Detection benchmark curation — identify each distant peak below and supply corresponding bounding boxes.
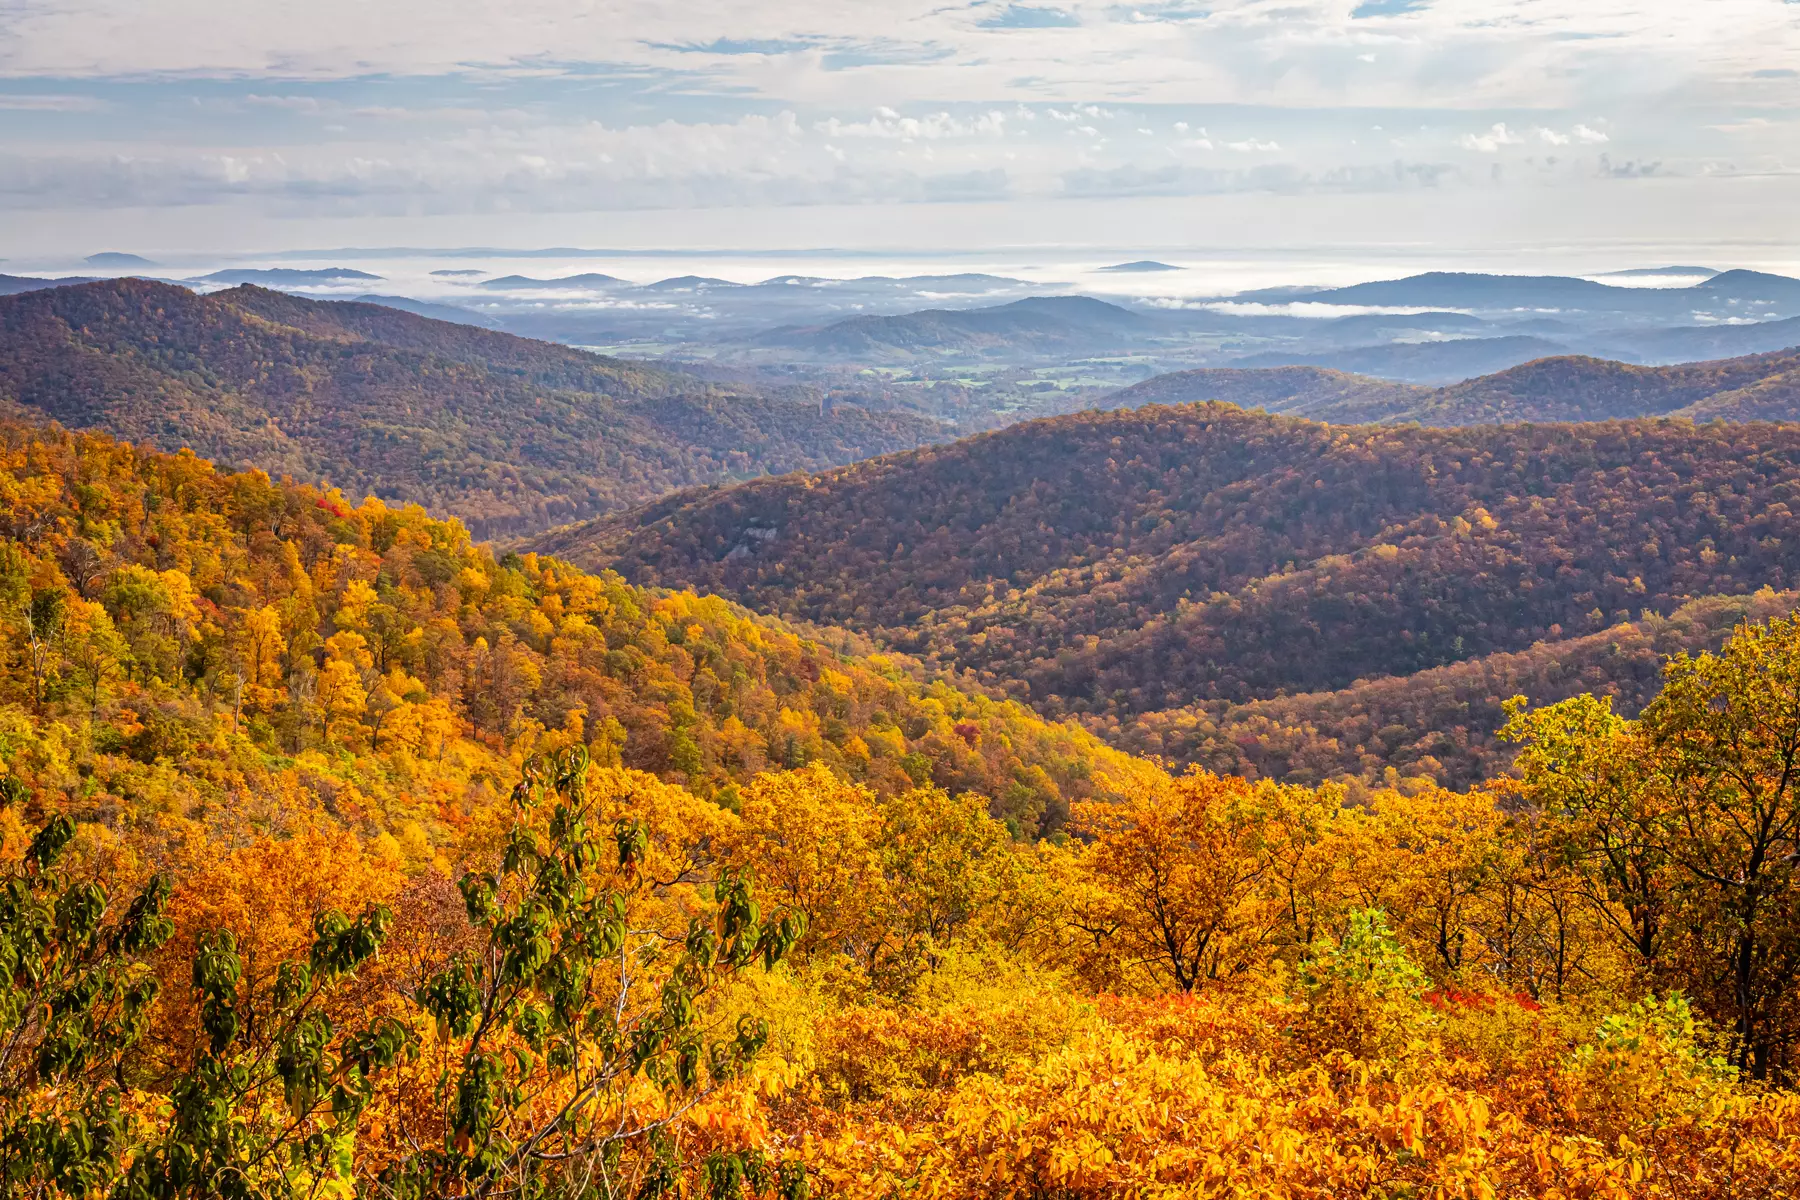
[193,267,383,284]
[1597,266,1720,279]
[85,251,158,268]
[1098,260,1183,273]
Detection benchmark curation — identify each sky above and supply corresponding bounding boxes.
[2,0,1798,269]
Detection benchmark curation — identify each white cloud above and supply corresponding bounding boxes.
[0,0,1795,114]
[1457,122,1524,152]
[0,92,107,110]
[816,109,1008,139]
[0,0,1791,235]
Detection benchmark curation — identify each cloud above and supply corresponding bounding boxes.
[815,108,1009,139]
[1457,122,1524,152]
[0,0,1793,233]
[649,37,817,55]
[0,92,106,110]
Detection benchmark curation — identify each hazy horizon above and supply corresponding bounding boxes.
[4,1,1797,275]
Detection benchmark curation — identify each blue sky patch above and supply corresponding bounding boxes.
[1351,0,1428,16]
[979,5,1081,29]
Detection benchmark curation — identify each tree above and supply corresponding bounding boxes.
[0,813,174,1195]
[383,746,806,1198]
[1073,773,1279,992]
[1509,615,1800,1081]
[59,598,130,724]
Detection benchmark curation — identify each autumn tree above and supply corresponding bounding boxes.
[1509,615,1800,1080]
[1073,772,1283,992]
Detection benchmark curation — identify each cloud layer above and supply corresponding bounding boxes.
[0,0,1796,245]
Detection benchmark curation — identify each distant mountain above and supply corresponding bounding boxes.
[1,273,98,296]
[352,294,502,328]
[1289,269,1800,318]
[1693,269,1800,304]
[0,279,948,537]
[1230,335,1570,384]
[640,276,743,292]
[1119,345,1800,424]
[1303,272,1627,309]
[1598,266,1719,279]
[760,295,1149,360]
[1411,348,1800,424]
[193,268,383,284]
[1317,311,1490,341]
[1099,261,1182,273]
[478,273,628,290]
[531,404,1800,724]
[1597,316,1800,363]
[84,252,158,268]
[1103,366,1425,421]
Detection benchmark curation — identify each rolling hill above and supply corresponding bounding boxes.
[1228,335,1571,385]
[0,278,948,537]
[1110,345,1800,424]
[532,402,1800,731]
[1,272,97,295]
[1292,268,1800,317]
[1100,366,1425,420]
[1104,589,1799,788]
[758,295,1149,360]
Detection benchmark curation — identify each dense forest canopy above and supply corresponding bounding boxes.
[5,419,1800,1197]
[534,403,1800,736]
[0,279,948,538]
[0,418,1145,842]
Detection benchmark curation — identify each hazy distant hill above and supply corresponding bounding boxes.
[1116,345,1800,424]
[1412,348,1800,423]
[193,268,382,284]
[1229,335,1571,384]
[0,279,948,536]
[759,295,1148,360]
[1295,268,1800,317]
[1102,366,1425,420]
[1,273,98,296]
[353,294,502,327]
[1303,271,1635,309]
[533,403,1800,721]
[1598,315,1800,364]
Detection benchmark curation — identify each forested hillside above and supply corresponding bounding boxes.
[7,418,1800,1197]
[537,403,1800,725]
[0,417,1148,841]
[1115,344,1800,424]
[0,279,947,537]
[1106,588,1798,787]
[1101,364,1426,420]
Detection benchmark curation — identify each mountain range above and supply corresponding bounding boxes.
[532,402,1800,778]
[0,279,947,537]
[758,296,1149,360]
[1111,345,1800,424]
